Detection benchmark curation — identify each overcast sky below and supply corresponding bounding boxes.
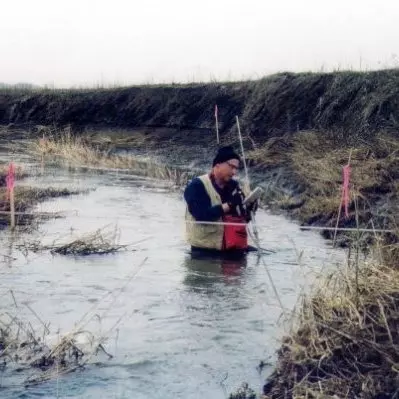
[1,0,398,87]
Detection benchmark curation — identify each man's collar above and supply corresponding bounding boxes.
[210,172,225,189]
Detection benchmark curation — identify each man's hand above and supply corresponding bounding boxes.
[222,203,231,213]
[228,189,245,217]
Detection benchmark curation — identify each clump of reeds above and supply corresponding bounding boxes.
[29,128,195,188]
[6,186,80,210]
[0,186,80,229]
[52,227,126,256]
[0,311,88,379]
[1,258,146,389]
[25,225,129,256]
[262,239,399,398]
[0,310,50,370]
[24,329,112,386]
[0,294,113,387]
[229,383,257,399]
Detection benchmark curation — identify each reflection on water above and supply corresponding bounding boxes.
[0,161,345,399]
[183,253,248,291]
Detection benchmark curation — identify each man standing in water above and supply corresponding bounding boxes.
[184,146,256,257]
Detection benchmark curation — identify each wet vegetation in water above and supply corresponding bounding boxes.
[22,224,133,256]
[0,288,122,387]
[0,162,82,229]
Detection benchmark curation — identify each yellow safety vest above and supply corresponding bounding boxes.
[185,174,224,250]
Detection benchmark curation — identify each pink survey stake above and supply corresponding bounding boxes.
[6,162,15,192]
[342,164,351,218]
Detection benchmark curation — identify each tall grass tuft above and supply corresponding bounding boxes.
[262,235,399,398]
[30,129,194,188]
[247,130,399,229]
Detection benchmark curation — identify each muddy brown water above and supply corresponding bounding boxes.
[0,155,345,398]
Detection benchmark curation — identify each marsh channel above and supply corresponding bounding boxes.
[0,148,345,399]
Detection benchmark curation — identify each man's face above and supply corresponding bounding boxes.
[215,158,240,182]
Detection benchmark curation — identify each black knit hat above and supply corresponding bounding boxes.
[212,146,240,167]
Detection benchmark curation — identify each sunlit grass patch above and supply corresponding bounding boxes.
[30,129,194,188]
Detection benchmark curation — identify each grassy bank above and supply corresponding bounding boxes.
[247,130,399,238]
[261,238,399,398]
[245,131,399,396]
[1,70,399,141]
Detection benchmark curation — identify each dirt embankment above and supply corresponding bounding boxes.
[1,70,399,139]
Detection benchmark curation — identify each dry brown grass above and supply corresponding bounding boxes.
[0,309,88,378]
[51,227,126,256]
[296,196,342,223]
[23,225,131,256]
[247,135,293,168]
[290,131,397,193]
[29,130,193,188]
[248,131,399,226]
[292,132,399,224]
[263,239,399,398]
[253,133,399,397]
[86,129,157,149]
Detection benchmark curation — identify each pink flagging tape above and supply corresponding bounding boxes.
[341,164,351,218]
[6,162,15,192]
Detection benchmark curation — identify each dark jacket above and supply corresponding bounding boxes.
[183,175,239,222]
